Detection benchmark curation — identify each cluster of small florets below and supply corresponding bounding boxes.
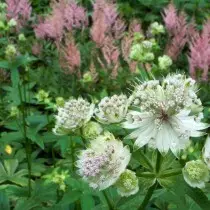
[53,98,94,135]
[149,22,165,36]
[115,169,139,197]
[183,160,209,188]
[130,74,200,116]
[130,33,157,62]
[158,55,172,70]
[76,132,131,190]
[82,121,103,140]
[95,94,128,124]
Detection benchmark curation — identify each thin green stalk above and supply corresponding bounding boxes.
[103,191,115,210]
[18,84,32,197]
[155,150,162,174]
[70,136,75,171]
[138,182,157,210]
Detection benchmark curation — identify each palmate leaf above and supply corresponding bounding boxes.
[0,159,28,187]
[0,190,10,210]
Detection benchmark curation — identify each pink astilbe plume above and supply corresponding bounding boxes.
[34,7,64,41]
[188,20,210,81]
[163,3,188,60]
[34,0,88,41]
[59,37,81,77]
[6,0,32,29]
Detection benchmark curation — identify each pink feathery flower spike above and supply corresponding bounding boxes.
[163,3,188,60]
[6,0,32,29]
[188,19,210,81]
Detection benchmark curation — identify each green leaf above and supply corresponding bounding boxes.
[81,194,95,210]
[0,132,24,143]
[59,190,81,206]
[0,191,10,210]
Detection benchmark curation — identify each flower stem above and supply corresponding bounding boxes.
[18,83,32,197]
[103,191,115,210]
[70,136,75,171]
[138,182,157,210]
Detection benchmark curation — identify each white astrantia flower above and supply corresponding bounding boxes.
[115,169,139,197]
[124,74,209,154]
[76,132,131,190]
[53,98,95,135]
[183,160,209,188]
[95,95,128,124]
[203,135,210,168]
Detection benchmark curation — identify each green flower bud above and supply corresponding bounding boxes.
[18,33,26,42]
[133,32,144,43]
[116,169,139,197]
[182,160,209,188]
[142,40,153,50]
[130,44,144,61]
[150,22,165,35]
[10,106,19,117]
[5,44,17,59]
[158,55,172,70]
[82,121,103,140]
[143,52,154,62]
[36,90,49,102]
[56,97,65,107]
[8,18,17,27]
[82,72,93,83]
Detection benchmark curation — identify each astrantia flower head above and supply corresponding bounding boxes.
[115,169,139,197]
[183,160,209,188]
[95,95,128,124]
[76,132,131,190]
[124,74,209,154]
[203,135,210,168]
[53,98,94,135]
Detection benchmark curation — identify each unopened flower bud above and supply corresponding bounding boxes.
[8,18,17,27]
[18,33,26,42]
[115,169,139,197]
[130,44,143,61]
[5,145,12,155]
[10,106,19,117]
[158,55,172,70]
[5,44,17,59]
[82,121,103,140]
[56,97,65,107]
[182,160,209,188]
[82,72,93,83]
[36,90,49,102]
[150,22,165,35]
[143,52,154,62]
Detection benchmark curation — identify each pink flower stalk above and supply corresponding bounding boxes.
[6,0,32,29]
[59,38,81,75]
[163,3,188,60]
[34,0,88,40]
[162,3,177,35]
[101,36,120,67]
[34,7,64,41]
[188,20,210,81]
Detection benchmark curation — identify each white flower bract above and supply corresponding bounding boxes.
[53,98,95,135]
[95,95,128,124]
[76,132,131,190]
[124,74,209,154]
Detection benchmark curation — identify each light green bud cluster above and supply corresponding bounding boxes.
[130,38,157,62]
[18,33,26,42]
[0,3,7,10]
[5,44,17,59]
[82,72,93,83]
[56,97,65,107]
[36,90,49,102]
[158,55,172,70]
[183,160,209,188]
[43,168,69,191]
[116,169,139,197]
[82,121,103,140]
[10,106,19,117]
[150,22,165,35]
[8,18,17,27]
